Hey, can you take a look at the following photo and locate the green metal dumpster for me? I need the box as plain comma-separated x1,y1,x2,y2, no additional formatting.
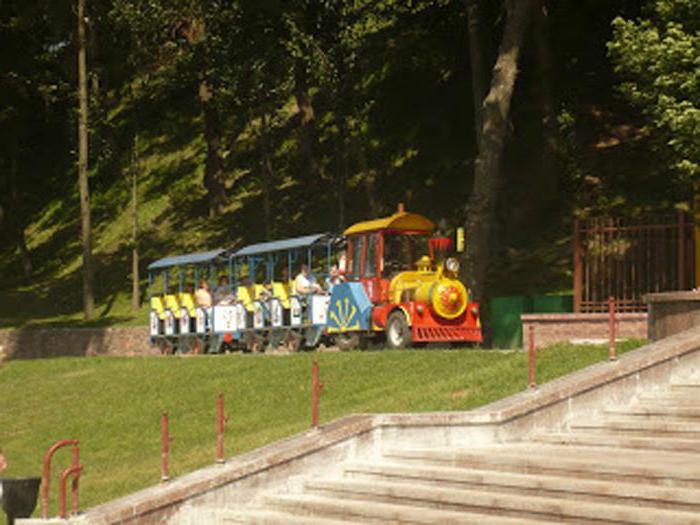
490,296,533,349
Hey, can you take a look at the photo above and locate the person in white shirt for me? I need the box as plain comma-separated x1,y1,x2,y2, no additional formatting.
294,264,322,295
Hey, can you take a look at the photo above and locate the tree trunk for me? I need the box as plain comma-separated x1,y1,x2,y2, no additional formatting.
131,135,140,311
462,0,533,302
294,62,321,181
336,117,349,231
466,0,488,143
533,0,559,199
9,158,32,281
200,81,226,218
260,113,274,239
77,0,95,320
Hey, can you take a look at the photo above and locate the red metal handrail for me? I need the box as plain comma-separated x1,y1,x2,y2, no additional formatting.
58,465,83,518
161,411,170,481
528,325,536,389
41,439,79,518
609,297,617,361
311,361,325,428
216,393,228,463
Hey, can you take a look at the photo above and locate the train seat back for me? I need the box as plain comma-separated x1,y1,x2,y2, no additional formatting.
150,296,166,320
272,282,291,308
178,293,196,316
236,286,255,312
164,294,181,318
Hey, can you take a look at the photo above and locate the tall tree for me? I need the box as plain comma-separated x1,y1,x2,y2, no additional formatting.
609,0,699,183
130,135,139,311
77,0,95,320
462,0,534,301
466,0,488,143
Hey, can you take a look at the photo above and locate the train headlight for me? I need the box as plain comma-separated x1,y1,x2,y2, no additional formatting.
445,257,460,274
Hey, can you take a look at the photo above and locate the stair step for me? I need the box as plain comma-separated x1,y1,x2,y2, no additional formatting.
384,445,700,487
345,461,700,511
572,416,700,437
533,431,700,453
305,477,700,524
605,405,700,420
672,383,700,391
223,509,356,524
637,395,700,406
265,493,555,524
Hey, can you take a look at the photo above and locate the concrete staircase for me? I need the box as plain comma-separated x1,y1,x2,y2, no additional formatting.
223,378,700,524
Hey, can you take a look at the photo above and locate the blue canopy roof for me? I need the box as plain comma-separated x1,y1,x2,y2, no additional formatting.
148,249,226,271
232,233,336,258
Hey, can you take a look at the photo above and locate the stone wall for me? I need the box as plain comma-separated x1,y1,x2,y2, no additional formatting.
0,326,157,360
646,291,700,341
521,312,648,349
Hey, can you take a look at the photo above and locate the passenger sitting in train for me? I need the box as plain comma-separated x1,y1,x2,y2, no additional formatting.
325,264,344,293
214,276,235,305
294,264,323,295
195,281,212,308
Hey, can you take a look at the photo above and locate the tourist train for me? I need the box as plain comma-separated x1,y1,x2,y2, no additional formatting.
147,205,482,353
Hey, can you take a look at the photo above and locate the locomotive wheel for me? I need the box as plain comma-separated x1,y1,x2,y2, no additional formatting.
334,333,358,351
386,311,411,349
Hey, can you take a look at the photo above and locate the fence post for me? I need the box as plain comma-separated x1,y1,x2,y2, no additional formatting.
161,412,169,482
573,218,582,313
216,393,227,463
609,297,617,361
528,325,536,389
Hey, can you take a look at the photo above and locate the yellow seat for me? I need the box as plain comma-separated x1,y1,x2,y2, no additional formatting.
164,294,181,318
236,286,255,312
253,284,267,300
272,281,291,308
178,293,196,317
150,296,166,320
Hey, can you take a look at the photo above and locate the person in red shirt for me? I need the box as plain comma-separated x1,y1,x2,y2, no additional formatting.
0,451,6,472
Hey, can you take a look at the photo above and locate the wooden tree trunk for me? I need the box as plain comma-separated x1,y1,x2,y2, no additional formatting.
131,136,140,311
77,0,95,320
294,63,321,181
466,0,488,143
462,0,534,302
533,0,559,198
336,116,350,231
9,158,32,281
200,81,226,218
260,113,274,239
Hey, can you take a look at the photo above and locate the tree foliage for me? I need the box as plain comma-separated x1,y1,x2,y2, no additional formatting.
609,0,700,180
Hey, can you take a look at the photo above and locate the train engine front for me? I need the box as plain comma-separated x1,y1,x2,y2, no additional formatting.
327,204,482,348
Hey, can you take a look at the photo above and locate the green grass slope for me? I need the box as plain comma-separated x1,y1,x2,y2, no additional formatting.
0,340,642,521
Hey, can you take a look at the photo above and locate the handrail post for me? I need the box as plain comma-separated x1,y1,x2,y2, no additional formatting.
528,325,536,389
58,466,83,519
161,411,169,482
311,361,324,428
216,393,227,463
609,296,617,361
41,439,79,519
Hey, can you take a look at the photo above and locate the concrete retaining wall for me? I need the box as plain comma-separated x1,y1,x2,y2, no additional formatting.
521,312,648,349
21,325,700,525
646,291,700,341
0,327,156,360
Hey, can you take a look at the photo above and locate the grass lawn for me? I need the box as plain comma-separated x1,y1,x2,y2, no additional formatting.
0,340,643,521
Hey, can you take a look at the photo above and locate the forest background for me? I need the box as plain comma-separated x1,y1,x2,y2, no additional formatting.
0,0,697,328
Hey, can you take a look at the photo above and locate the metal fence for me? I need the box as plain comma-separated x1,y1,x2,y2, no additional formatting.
573,213,695,313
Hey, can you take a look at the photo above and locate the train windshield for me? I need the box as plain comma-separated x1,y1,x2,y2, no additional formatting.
382,233,430,275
